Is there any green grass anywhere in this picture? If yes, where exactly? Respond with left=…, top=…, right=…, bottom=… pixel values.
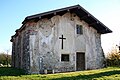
left=0, top=67, right=120, bottom=80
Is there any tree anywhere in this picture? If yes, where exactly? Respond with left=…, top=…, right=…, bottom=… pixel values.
left=106, top=46, right=120, bottom=66
left=0, top=52, right=11, bottom=66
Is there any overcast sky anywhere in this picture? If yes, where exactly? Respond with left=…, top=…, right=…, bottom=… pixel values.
left=0, top=0, right=120, bottom=54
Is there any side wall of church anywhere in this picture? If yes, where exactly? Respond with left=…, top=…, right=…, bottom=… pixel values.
left=11, top=29, right=31, bottom=73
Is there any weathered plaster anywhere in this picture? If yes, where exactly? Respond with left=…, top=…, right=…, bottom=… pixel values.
left=11, top=12, right=105, bottom=74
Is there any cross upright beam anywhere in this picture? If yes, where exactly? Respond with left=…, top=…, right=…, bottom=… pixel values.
left=59, top=35, right=66, bottom=49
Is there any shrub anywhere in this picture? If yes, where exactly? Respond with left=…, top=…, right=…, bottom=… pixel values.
left=106, top=47, right=120, bottom=66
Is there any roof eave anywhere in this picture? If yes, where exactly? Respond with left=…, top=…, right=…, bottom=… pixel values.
left=21, top=4, right=112, bottom=34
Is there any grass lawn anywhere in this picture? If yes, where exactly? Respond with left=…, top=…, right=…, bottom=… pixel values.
left=0, top=67, right=120, bottom=80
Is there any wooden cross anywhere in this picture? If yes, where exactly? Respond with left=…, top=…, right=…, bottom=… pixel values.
left=59, top=35, right=66, bottom=49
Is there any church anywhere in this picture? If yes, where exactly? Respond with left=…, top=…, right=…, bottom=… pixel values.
left=10, top=5, right=112, bottom=74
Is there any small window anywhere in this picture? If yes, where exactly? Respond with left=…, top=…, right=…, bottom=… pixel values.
left=76, top=25, right=83, bottom=34
left=61, top=54, right=69, bottom=61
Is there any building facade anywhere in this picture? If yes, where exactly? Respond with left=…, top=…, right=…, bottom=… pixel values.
left=10, top=5, right=112, bottom=74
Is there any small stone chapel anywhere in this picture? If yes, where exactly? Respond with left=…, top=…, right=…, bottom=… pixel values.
left=10, top=5, right=112, bottom=74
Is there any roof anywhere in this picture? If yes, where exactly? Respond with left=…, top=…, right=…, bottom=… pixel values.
left=22, top=4, right=112, bottom=34
left=11, top=5, right=112, bottom=42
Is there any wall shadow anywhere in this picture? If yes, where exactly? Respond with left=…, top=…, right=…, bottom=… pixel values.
left=0, top=67, right=25, bottom=76
left=52, top=70, right=120, bottom=80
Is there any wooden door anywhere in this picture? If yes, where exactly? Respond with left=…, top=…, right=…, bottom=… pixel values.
left=76, top=52, right=85, bottom=71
